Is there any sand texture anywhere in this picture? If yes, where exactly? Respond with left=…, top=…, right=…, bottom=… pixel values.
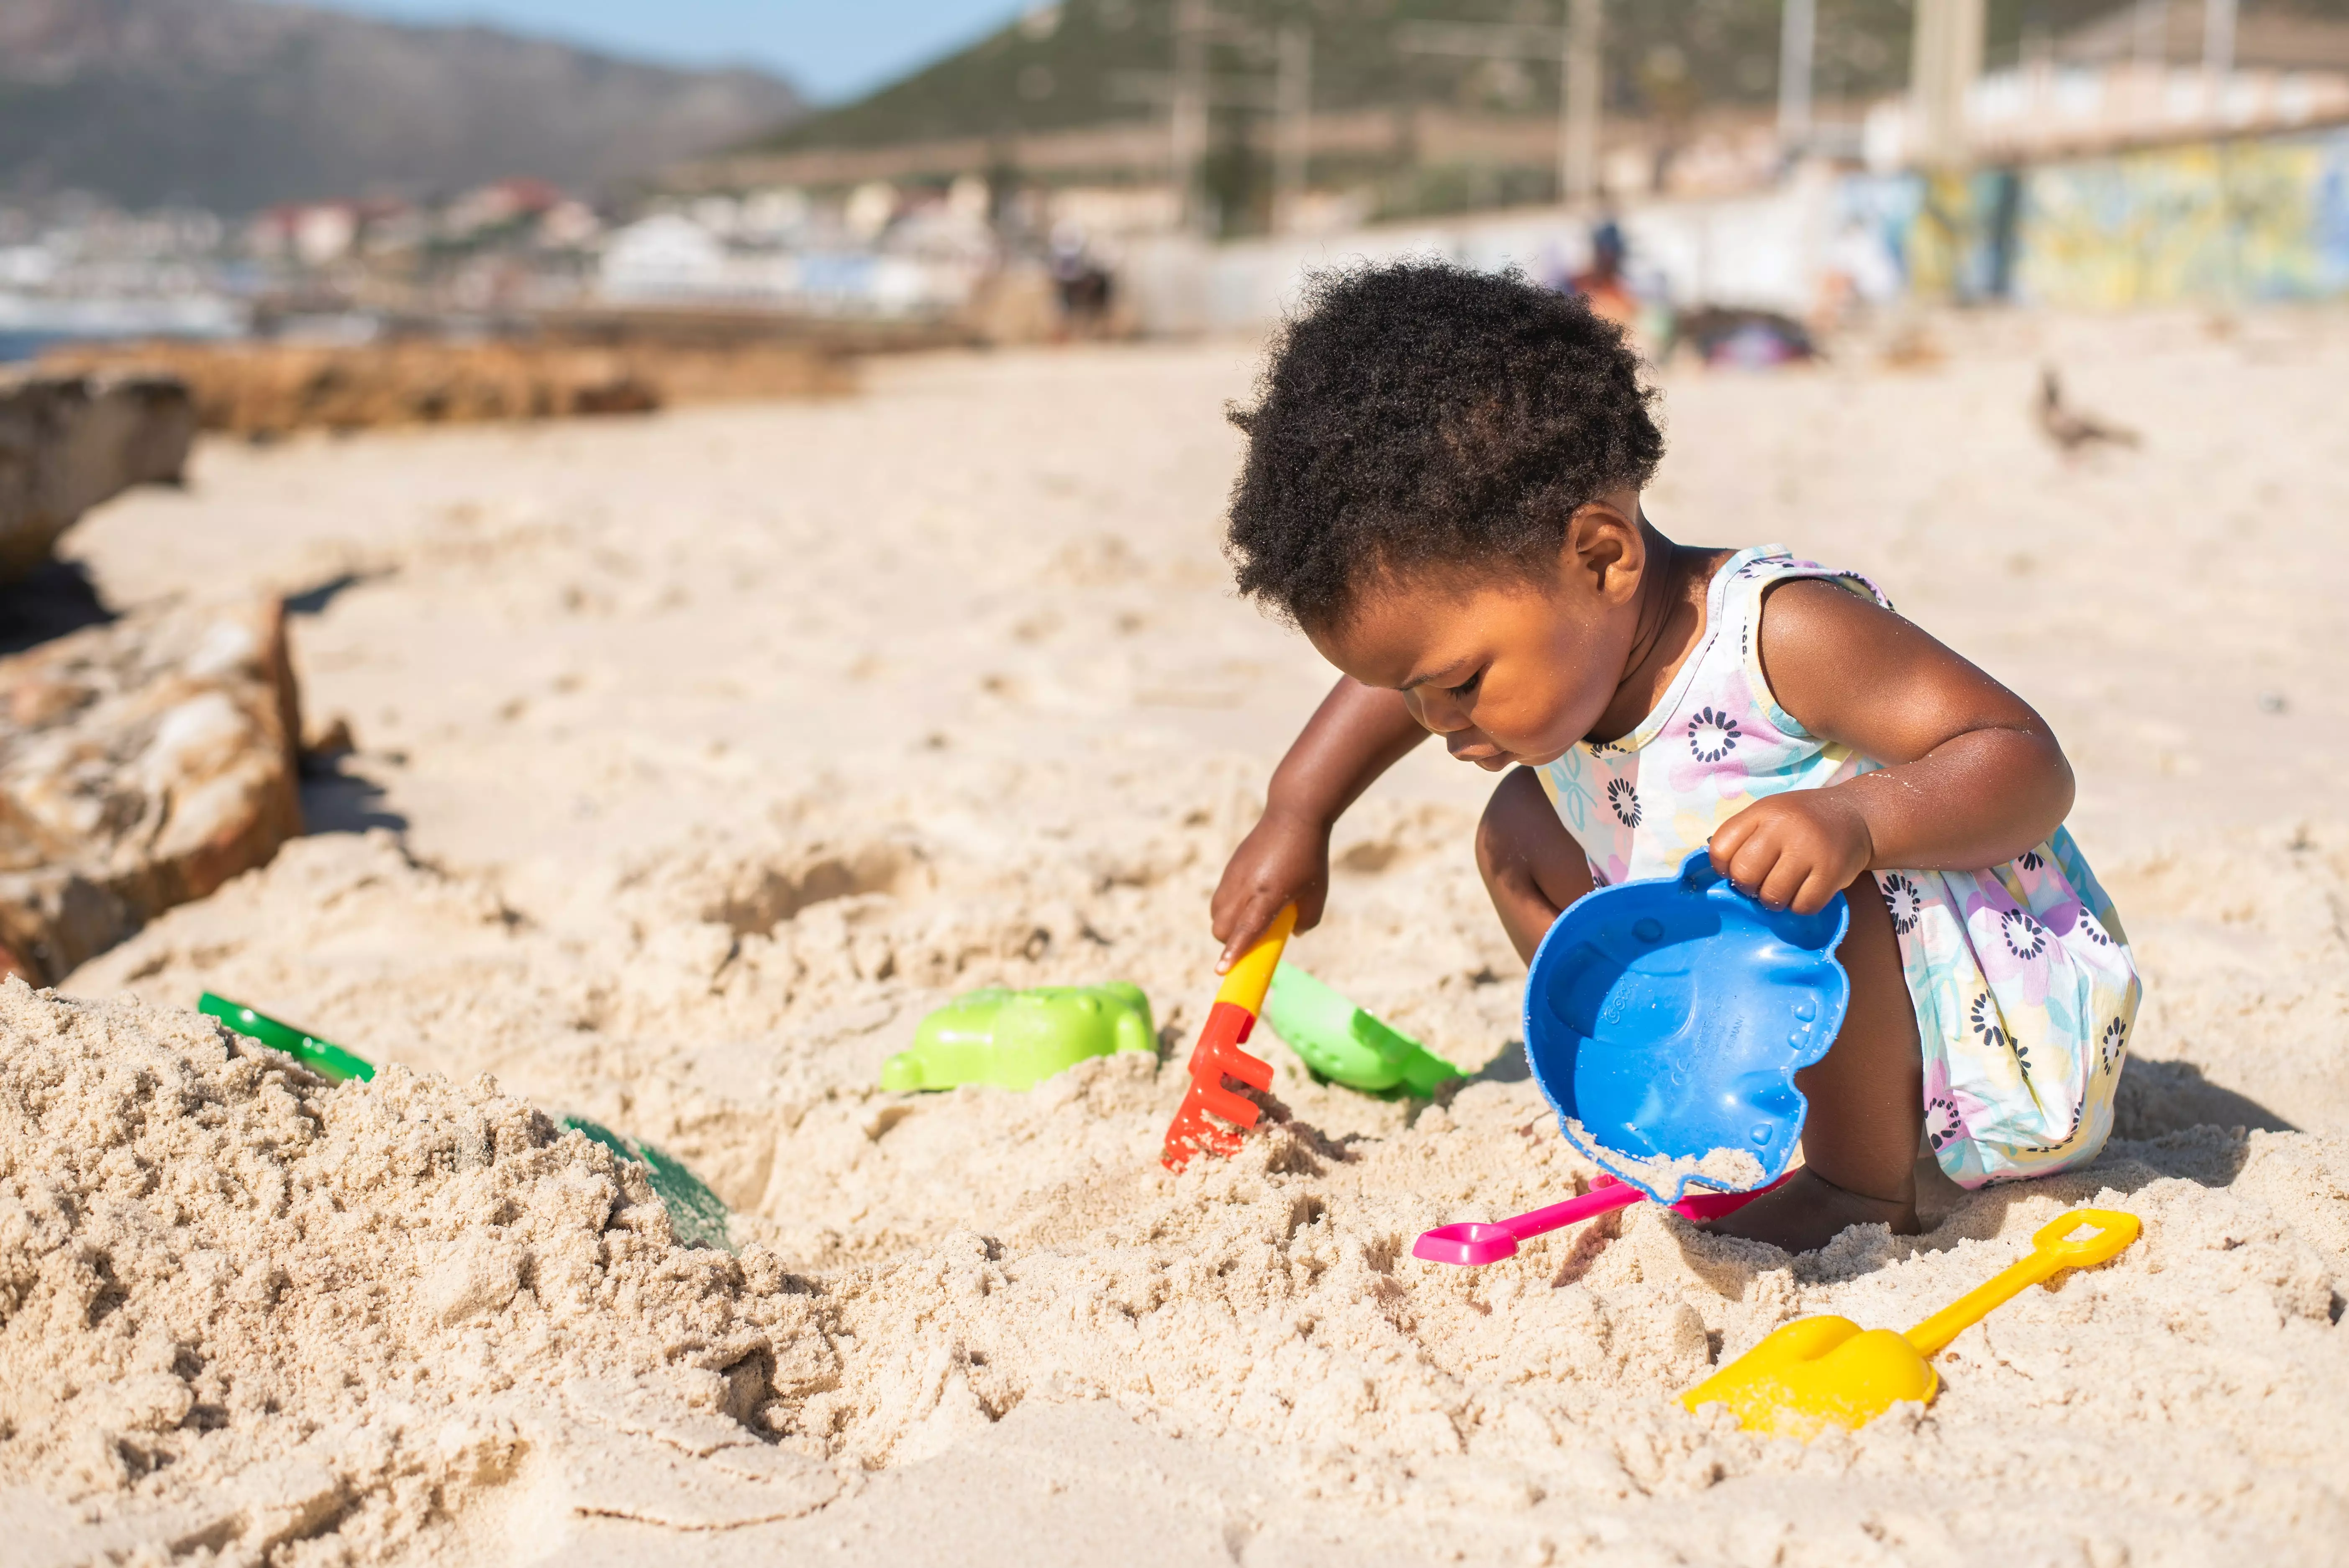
left=7, top=314, right=2349, bottom=1564
left=1562, top=1120, right=1770, bottom=1198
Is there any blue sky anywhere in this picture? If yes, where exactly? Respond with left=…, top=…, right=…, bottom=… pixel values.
left=304, top=1, right=1031, bottom=102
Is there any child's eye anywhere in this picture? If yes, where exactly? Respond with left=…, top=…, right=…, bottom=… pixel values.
left=1448, top=670, right=1484, bottom=699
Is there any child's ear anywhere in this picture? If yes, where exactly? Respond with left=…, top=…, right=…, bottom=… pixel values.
left=1559, top=494, right=1646, bottom=604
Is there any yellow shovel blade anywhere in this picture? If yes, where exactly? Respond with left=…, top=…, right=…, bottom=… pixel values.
left=1682, top=1207, right=2141, bottom=1437
left=1679, top=1317, right=1937, bottom=1439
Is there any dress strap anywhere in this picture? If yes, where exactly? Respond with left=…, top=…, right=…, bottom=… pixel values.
left=1716, top=548, right=1894, bottom=741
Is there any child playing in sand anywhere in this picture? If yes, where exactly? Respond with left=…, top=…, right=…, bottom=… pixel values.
left=1209, top=263, right=2141, bottom=1253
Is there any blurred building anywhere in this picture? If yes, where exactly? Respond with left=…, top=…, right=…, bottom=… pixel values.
left=1866, top=2, right=2349, bottom=169
left=597, top=184, right=995, bottom=320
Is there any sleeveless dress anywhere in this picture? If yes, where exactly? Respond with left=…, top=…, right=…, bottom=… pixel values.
left=1534, top=545, right=2141, bottom=1189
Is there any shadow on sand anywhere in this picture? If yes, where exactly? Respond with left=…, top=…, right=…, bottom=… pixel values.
left=1651, top=1053, right=2305, bottom=1284
left=300, top=760, right=408, bottom=836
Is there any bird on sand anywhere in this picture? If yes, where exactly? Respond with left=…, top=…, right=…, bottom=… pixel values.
left=2037, top=367, right=2140, bottom=453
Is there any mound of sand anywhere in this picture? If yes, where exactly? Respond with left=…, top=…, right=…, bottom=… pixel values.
left=0, top=981, right=846, bottom=1564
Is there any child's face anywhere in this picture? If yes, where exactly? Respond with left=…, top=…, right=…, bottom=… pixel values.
left=1305, top=495, right=1650, bottom=770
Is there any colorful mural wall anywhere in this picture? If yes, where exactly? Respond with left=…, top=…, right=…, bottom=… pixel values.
left=2018, top=128, right=2349, bottom=307
left=1833, top=126, right=2349, bottom=309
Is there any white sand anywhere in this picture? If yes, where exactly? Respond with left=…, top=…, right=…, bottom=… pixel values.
left=1563, top=1120, right=1769, bottom=1196
left=6, top=314, right=2348, bottom=1563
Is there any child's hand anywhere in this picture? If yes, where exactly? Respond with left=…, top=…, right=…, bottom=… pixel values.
left=1708, top=791, right=1873, bottom=915
left=1210, top=806, right=1330, bottom=971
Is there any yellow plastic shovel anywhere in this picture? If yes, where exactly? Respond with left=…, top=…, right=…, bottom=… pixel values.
left=1680, top=1206, right=2141, bottom=1438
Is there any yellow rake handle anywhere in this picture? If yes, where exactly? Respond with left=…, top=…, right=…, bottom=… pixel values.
left=1213, top=903, right=1296, bottom=1015
left=1903, top=1207, right=2141, bottom=1357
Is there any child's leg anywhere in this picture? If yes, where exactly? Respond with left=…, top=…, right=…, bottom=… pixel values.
left=1476, top=767, right=1595, bottom=963
left=1706, top=873, right=1923, bottom=1249
left=1476, top=768, right=1925, bottom=1252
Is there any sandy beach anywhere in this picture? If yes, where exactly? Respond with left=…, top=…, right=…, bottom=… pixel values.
left=7, top=310, right=2349, bottom=1565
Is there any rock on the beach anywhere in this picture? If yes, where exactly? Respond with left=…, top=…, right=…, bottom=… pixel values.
left=0, top=596, right=301, bottom=983
left=0, top=370, right=197, bottom=584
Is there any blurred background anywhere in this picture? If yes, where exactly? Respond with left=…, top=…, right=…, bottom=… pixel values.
left=3, top=0, right=2344, bottom=380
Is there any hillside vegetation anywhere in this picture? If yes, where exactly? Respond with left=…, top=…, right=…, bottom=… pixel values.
left=757, top=0, right=2189, bottom=156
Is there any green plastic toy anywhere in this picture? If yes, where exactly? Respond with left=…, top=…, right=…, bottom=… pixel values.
left=884, top=982, right=1155, bottom=1093
left=197, top=993, right=733, bottom=1251
left=198, top=993, right=378, bottom=1083
left=1263, top=963, right=1464, bottom=1098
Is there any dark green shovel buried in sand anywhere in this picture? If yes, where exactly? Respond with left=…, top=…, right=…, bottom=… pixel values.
left=198, top=993, right=733, bottom=1251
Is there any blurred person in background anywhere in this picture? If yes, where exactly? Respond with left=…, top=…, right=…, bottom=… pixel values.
left=1569, top=218, right=1636, bottom=328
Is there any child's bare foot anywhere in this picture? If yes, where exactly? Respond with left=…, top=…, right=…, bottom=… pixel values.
left=1700, top=1167, right=1919, bottom=1253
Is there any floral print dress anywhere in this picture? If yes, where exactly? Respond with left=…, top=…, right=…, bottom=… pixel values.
left=1534, top=545, right=2141, bottom=1188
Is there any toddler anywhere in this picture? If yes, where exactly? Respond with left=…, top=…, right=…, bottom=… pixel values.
left=1210, top=263, right=2140, bottom=1252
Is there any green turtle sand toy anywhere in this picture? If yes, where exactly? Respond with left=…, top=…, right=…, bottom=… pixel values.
left=199, top=993, right=733, bottom=1251
left=885, top=981, right=1155, bottom=1092
left=1263, top=963, right=1463, bottom=1098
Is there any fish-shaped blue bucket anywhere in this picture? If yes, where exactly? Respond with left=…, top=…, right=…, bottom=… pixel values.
left=1523, top=849, right=1852, bottom=1204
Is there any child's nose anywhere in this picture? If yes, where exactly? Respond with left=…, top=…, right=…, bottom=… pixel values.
left=1417, top=693, right=1469, bottom=733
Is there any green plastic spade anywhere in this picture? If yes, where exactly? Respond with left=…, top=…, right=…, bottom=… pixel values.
left=1263, top=963, right=1464, bottom=1098
left=884, top=981, right=1154, bottom=1092
left=197, top=993, right=733, bottom=1251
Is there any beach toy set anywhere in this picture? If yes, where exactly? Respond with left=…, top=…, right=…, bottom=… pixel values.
left=210, top=849, right=2141, bottom=1440
left=880, top=917, right=1457, bottom=1132
left=871, top=845, right=2139, bottom=1440
left=199, top=993, right=733, bottom=1250
left=1154, top=845, right=1852, bottom=1184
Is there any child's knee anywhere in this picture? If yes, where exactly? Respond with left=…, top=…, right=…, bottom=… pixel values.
left=1475, top=769, right=1546, bottom=887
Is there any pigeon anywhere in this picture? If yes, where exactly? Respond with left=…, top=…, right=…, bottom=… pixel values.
left=2037, top=367, right=2140, bottom=453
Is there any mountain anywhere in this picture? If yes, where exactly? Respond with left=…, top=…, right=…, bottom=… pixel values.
left=0, top=0, right=805, bottom=212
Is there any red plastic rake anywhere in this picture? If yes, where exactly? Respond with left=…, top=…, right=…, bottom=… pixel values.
left=1161, top=903, right=1295, bottom=1171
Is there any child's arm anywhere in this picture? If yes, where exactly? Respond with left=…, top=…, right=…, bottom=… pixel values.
left=1211, top=676, right=1430, bottom=968
left=1711, top=580, right=2077, bottom=914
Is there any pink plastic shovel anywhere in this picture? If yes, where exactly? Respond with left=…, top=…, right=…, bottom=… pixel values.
left=1412, top=1171, right=1795, bottom=1266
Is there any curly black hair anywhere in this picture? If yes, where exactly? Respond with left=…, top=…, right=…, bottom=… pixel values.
left=1225, top=261, right=1664, bottom=628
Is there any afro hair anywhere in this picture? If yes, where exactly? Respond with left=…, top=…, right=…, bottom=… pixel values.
left=1225, top=260, right=1664, bottom=628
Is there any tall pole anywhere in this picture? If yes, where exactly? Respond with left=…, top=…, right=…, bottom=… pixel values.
left=1172, top=0, right=1209, bottom=234
left=1778, top=0, right=1815, bottom=157
left=2203, top=0, right=2237, bottom=85
left=1272, top=24, right=1313, bottom=234
left=2131, top=0, right=2170, bottom=70
left=1909, top=0, right=1983, bottom=170
left=2131, top=0, right=2170, bottom=123
left=1562, top=0, right=1602, bottom=203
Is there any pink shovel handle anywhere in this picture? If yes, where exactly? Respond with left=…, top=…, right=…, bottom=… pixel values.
left=1495, top=1177, right=1646, bottom=1244
left=1411, top=1171, right=1799, bottom=1268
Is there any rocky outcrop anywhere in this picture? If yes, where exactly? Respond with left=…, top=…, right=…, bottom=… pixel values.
left=0, top=596, right=301, bottom=984
left=0, top=369, right=197, bottom=583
